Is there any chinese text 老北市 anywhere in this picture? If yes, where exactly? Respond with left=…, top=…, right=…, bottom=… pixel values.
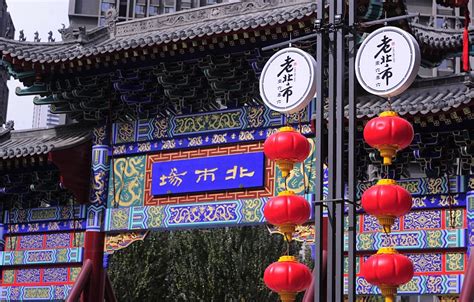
left=277, top=55, right=296, bottom=104
left=374, top=35, right=393, bottom=87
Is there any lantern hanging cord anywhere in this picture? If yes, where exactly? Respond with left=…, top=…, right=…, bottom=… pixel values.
left=387, top=97, right=392, bottom=111
left=382, top=227, right=393, bottom=249
left=297, top=110, right=303, bottom=133
left=285, top=234, right=291, bottom=255
left=381, top=162, right=390, bottom=180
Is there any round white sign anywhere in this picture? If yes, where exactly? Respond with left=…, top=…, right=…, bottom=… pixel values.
left=355, top=26, right=420, bottom=98
left=259, top=47, right=317, bottom=114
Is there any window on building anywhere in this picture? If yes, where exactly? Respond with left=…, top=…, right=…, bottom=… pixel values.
left=118, top=0, right=129, bottom=18
left=135, top=4, right=146, bottom=16
left=148, top=5, right=159, bottom=16
left=181, top=0, right=192, bottom=9
left=164, top=6, right=175, bottom=13
left=101, top=2, right=115, bottom=14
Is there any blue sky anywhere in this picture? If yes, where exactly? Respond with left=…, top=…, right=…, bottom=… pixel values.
left=6, top=0, right=69, bottom=129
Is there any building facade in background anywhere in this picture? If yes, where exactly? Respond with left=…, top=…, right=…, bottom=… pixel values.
left=69, top=0, right=223, bottom=28
left=0, top=0, right=13, bottom=125
left=67, top=0, right=473, bottom=77
left=32, top=105, right=66, bottom=128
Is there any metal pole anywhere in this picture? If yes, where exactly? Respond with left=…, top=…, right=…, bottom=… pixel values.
left=314, top=0, right=326, bottom=300
left=347, top=0, right=357, bottom=300
left=326, top=0, right=337, bottom=299
left=335, top=0, right=345, bottom=298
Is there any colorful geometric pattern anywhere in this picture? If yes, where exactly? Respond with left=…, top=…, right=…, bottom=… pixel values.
left=107, top=155, right=146, bottom=207
left=4, top=232, right=84, bottom=251
left=104, top=198, right=267, bottom=232
left=344, top=252, right=465, bottom=275
left=2, top=266, right=80, bottom=285
left=410, top=194, right=467, bottom=209
left=5, top=220, right=86, bottom=235
left=104, top=231, right=148, bottom=254
left=357, top=176, right=468, bottom=198
left=0, top=285, right=72, bottom=301
left=86, top=204, right=106, bottom=231
left=90, top=145, right=109, bottom=205
left=91, top=126, right=110, bottom=205
left=144, top=143, right=275, bottom=206
left=361, top=209, right=465, bottom=232
left=467, top=191, right=474, bottom=255
left=111, top=105, right=310, bottom=145
left=351, top=274, right=464, bottom=295
left=111, top=125, right=313, bottom=156
left=353, top=229, right=466, bottom=251
left=0, top=248, right=83, bottom=266
left=5, top=205, right=86, bottom=224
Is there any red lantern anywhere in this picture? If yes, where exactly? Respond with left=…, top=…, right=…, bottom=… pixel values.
left=361, top=247, right=414, bottom=302
left=363, top=111, right=414, bottom=165
left=264, top=191, right=310, bottom=240
left=361, top=179, right=412, bottom=233
left=264, top=126, right=310, bottom=177
left=264, top=255, right=312, bottom=302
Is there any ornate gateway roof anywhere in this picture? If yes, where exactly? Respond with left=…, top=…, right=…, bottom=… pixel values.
left=0, top=124, right=91, bottom=159
left=0, top=0, right=472, bottom=121
left=0, top=0, right=316, bottom=65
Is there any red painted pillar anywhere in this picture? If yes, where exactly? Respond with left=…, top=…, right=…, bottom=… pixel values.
left=81, top=231, right=106, bottom=302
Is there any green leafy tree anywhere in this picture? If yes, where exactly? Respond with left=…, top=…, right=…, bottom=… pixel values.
left=109, top=226, right=305, bottom=302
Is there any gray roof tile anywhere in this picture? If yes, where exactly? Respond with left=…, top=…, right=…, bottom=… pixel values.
left=0, top=124, right=92, bottom=159
left=0, top=0, right=316, bottom=64
left=354, top=75, right=474, bottom=118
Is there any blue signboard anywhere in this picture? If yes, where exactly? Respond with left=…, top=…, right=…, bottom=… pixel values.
left=151, top=152, right=265, bottom=196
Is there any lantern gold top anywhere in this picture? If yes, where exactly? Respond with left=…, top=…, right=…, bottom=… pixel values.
left=376, top=179, right=397, bottom=185
left=379, top=111, right=398, bottom=117
left=278, top=190, right=295, bottom=196
left=279, top=126, right=296, bottom=132
left=376, top=247, right=398, bottom=255
left=278, top=255, right=297, bottom=262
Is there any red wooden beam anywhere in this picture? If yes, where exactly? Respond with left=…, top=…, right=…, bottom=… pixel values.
left=48, top=141, right=91, bottom=204
left=460, top=247, right=474, bottom=302
left=66, top=259, right=93, bottom=302
left=81, top=231, right=106, bottom=302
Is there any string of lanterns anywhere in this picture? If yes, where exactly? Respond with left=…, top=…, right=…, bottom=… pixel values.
left=262, top=126, right=312, bottom=302
left=361, top=110, right=415, bottom=302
